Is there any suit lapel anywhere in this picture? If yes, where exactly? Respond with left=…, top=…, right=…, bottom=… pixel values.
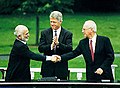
left=84, top=38, right=94, bottom=62
left=94, top=35, right=100, bottom=58
left=84, top=38, right=89, bottom=51
left=59, top=28, right=64, bottom=43
left=48, top=28, right=53, bottom=43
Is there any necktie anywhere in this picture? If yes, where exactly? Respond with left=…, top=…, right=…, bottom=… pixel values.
left=90, top=40, right=94, bottom=61
left=55, top=30, right=57, bottom=36
left=54, top=30, right=57, bottom=53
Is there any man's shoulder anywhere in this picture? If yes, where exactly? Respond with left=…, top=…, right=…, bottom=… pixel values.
left=14, top=39, right=25, bottom=48
left=62, top=27, right=72, bottom=34
left=42, top=28, right=51, bottom=32
left=97, top=35, right=110, bottom=40
left=80, top=38, right=88, bottom=42
left=41, top=28, right=52, bottom=34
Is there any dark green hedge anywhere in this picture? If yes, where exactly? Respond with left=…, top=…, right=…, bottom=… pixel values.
left=0, top=0, right=25, bottom=14
left=0, top=0, right=120, bottom=14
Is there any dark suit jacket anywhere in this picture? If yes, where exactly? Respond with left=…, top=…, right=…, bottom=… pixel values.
left=5, top=39, right=46, bottom=82
left=61, top=35, right=114, bottom=82
left=38, top=27, right=73, bottom=79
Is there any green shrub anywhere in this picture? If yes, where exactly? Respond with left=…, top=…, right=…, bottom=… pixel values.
left=16, top=0, right=74, bottom=14
left=0, top=0, right=24, bottom=14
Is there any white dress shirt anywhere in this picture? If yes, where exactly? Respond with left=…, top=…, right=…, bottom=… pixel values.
left=89, top=33, right=97, bottom=53
left=51, top=27, right=61, bottom=50
left=53, top=26, right=61, bottom=39
left=16, top=38, right=26, bottom=44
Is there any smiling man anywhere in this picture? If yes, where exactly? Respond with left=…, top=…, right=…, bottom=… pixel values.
left=5, top=25, right=51, bottom=82
left=53, top=20, right=115, bottom=82
left=38, top=11, right=73, bottom=80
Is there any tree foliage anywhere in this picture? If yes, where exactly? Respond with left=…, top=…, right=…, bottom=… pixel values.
left=0, top=0, right=74, bottom=14
left=1, top=0, right=120, bottom=14
left=0, top=0, right=25, bottom=14
left=18, top=0, right=74, bottom=14
left=73, top=0, right=120, bottom=12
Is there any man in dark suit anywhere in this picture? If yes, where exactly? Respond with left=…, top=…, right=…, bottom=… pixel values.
left=53, top=20, right=114, bottom=82
left=38, top=11, right=73, bottom=80
left=5, top=25, right=53, bottom=82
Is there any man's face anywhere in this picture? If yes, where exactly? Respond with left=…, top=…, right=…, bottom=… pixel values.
left=50, top=18, right=62, bottom=30
left=82, top=27, right=92, bottom=38
left=21, top=29, right=29, bottom=42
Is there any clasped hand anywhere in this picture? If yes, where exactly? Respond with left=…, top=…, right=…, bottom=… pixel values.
left=51, top=36, right=59, bottom=49
left=51, top=55, right=61, bottom=63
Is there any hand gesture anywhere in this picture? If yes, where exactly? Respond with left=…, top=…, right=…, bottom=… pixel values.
left=54, top=36, right=59, bottom=45
left=95, top=68, right=103, bottom=75
left=51, top=55, right=61, bottom=63
left=51, top=36, right=59, bottom=50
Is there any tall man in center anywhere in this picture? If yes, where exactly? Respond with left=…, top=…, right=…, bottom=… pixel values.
left=38, top=11, right=73, bottom=80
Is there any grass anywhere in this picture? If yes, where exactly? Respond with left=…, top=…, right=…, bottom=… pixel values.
left=0, top=13, right=120, bottom=53
left=0, top=12, right=120, bottom=80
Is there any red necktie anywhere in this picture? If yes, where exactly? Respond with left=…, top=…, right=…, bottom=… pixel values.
left=90, top=40, right=94, bottom=61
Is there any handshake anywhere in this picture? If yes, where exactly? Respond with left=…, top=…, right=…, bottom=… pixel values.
left=50, top=55, right=61, bottom=63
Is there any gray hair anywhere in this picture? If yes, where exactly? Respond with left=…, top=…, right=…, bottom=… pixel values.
left=49, top=11, right=63, bottom=22
left=14, top=25, right=28, bottom=36
left=83, top=20, right=97, bottom=32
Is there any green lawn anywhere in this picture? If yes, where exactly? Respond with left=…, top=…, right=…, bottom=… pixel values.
left=0, top=13, right=120, bottom=81
left=0, top=13, right=120, bottom=53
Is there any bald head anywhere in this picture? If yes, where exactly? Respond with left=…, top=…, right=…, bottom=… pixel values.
left=14, top=25, right=29, bottom=42
left=14, top=25, right=28, bottom=36
left=83, top=20, right=97, bottom=32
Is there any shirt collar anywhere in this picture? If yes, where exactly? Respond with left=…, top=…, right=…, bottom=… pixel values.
left=92, top=33, right=97, bottom=42
left=16, top=38, right=26, bottom=44
left=53, top=26, right=61, bottom=33
left=53, top=27, right=61, bottom=38
left=89, top=33, right=97, bottom=42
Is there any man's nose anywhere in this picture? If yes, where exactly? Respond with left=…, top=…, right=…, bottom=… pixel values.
left=28, top=33, right=30, bottom=37
left=82, top=30, right=84, bottom=33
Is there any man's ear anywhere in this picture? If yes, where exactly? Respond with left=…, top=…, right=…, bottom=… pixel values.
left=17, top=35, right=22, bottom=40
left=60, top=21, right=62, bottom=24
